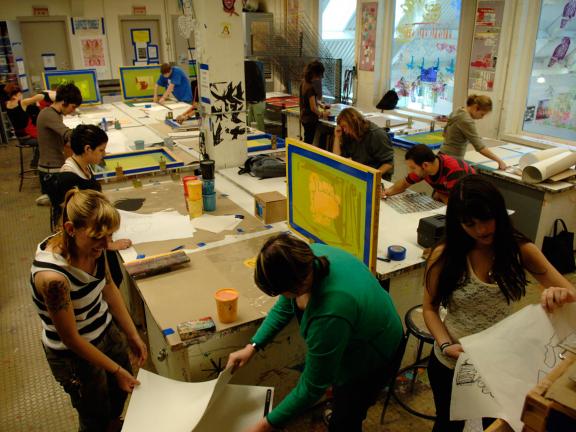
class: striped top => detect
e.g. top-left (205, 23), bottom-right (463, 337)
top-left (30, 237), bottom-right (112, 350)
top-left (406, 154), bottom-right (475, 196)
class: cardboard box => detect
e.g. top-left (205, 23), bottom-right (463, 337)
top-left (254, 191), bottom-right (287, 224)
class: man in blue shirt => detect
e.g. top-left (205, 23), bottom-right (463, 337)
top-left (153, 63), bottom-right (192, 103)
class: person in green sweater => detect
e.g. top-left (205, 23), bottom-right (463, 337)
top-left (226, 233), bottom-right (403, 432)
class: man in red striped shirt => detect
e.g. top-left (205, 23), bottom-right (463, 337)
top-left (382, 144), bottom-right (475, 204)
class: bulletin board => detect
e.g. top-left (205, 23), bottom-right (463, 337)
top-left (119, 65), bottom-right (164, 101)
top-left (43, 69), bottom-right (101, 104)
top-left (286, 138), bottom-right (381, 272)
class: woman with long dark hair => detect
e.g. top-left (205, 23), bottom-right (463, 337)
top-left (423, 175), bottom-right (575, 432)
top-left (227, 233), bottom-right (402, 432)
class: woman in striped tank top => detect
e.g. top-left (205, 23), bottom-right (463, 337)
top-left (423, 175), bottom-right (575, 432)
top-left (31, 189), bottom-right (147, 432)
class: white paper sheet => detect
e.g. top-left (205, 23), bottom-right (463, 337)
top-left (114, 210), bottom-right (196, 244)
top-left (122, 368), bottom-right (272, 432)
top-left (452, 304), bottom-right (576, 432)
top-left (118, 246), bottom-right (138, 262)
top-left (190, 214), bottom-right (242, 234)
top-left (522, 151), bottom-right (576, 184)
top-left (518, 147), bottom-right (566, 168)
top-left (169, 130), bottom-right (201, 139)
top-left (105, 127), bottom-right (164, 154)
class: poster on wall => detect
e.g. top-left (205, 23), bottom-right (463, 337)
top-left (286, 0), bottom-right (299, 32)
top-left (80, 38), bottom-right (106, 67)
top-left (71, 18), bottom-right (103, 36)
top-left (42, 53), bottom-right (56, 70)
top-left (359, 2), bottom-right (378, 72)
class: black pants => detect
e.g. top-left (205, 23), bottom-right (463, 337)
top-left (328, 367), bottom-right (389, 432)
top-left (302, 121), bottom-right (318, 145)
top-left (428, 352), bottom-right (495, 432)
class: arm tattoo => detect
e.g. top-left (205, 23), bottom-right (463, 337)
top-left (44, 280), bottom-right (71, 312)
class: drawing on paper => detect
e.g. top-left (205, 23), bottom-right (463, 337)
top-left (81, 38), bottom-right (105, 67)
top-left (209, 81), bottom-right (246, 145)
top-left (455, 358), bottom-right (494, 397)
top-left (286, 139), bottom-right (381, 271)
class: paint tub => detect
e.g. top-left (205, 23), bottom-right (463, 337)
top-left (202, 179), bottom-right (215, 195)
top-left (186, 180), bottom-right (203, 201)
top-left (200, 159), bottom-right (215, 180)
top-left (214, 288), bottom-right (239, 323)
top-left (134, 140), bottom-right (145, 150)
top-left (187, 198), bottom-right (203, 219)
top-left (203, 192), bottom-right (216, 212)
top-left (182, 175), bottom-right (199, 198)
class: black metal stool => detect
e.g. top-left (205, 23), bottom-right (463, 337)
top-left (380, 304), bottom-right (436, 422)
top-left (16, 141), bottom-right (38, 191)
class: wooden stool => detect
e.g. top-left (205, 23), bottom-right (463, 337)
top-left (16, 141), bottom-right (38, 191)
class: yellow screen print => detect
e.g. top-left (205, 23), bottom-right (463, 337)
top-left (287, 139), bottom-right (381, 271)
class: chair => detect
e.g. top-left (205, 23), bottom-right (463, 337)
top-left (16, 139), bottom-right (38, 191)
top-left (380, 304), bottom-right (437, 422)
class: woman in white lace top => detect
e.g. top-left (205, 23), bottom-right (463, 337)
top-left (423, 175), bottom-right (576, 432)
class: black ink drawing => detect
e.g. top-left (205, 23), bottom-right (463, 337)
top-left (455, 358), bottom-right (494, 397)
top-left (209, 81), bottom-right (246, 146)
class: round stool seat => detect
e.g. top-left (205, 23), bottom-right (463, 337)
top-left (405, 305), bottom-right (434, 343)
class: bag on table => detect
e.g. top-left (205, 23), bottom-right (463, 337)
top-left (238, 155), bottom-right (286, 179)
top-left (542, 219), bottom-right (575, 274)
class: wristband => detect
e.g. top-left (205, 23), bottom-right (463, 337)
top-left (250, 342), bottom-right (260, 352)
top-left (439, 342), bottom-right (452, 353)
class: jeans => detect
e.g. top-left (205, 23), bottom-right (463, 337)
top-left (302, 121), bottom-right (318, 145)
top-left (328, 366), bottom-right (390, 432)
top-left (43, 322), bottom-right (132, 432)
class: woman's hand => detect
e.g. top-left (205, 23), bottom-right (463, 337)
top-left (108, 238), bottom-right (132, 251)
top-left (128, 334), bottom-right (148, 367)
top-left (242, 417), bottom-right (274, 432)
top-left (444, 343), bottom-right (464, 359)
top-left (541, 286), bottom-right (576, 313)
top-left (334, 125), bottom-right (343, 139)
top-left (226, 344), bottom-right (256, 372)
top-left (498, 160), bottom-right (507, 170)
top-left (115, 367), bottom-right (141, 393)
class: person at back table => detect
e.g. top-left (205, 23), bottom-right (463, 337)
top-left (299, 60), bottom-right (330, 144)
top-left (4, 83), bottom-right (55, 168)
top-left (153, 63), bottom-right (192, 104)
top-left (332, 107), bottom-right (394, 181)
top-left (441, 95), bottom-right (507, 170)
top-left (382, 144), bottom-right (475, 204)
top-left (37, 83), bottom-right (82, 195)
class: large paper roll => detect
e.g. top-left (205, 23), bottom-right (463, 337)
top-left (522, 151), bottom-right (576, 184)
top-left (518, 147), bottom-right (566, 169)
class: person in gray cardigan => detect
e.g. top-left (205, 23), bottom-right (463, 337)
top-left (440, 95), bottom-right (507, 170)
top-left (36, 83), bottom-right (82, 194)
top-left (333, 107), bottom-right (394, 181)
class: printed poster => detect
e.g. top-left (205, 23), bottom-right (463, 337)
top-left (81, 38), bottom-right (106, 67)
top-left (359, 2), bottom-right (378, 71)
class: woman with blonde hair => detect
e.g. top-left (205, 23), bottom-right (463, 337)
top-left (333, 107), bottom-right (394, 180)
top-left (440, 95), bottom-right (507, 170)
top-left (31, 189), bottom-right (147, 432)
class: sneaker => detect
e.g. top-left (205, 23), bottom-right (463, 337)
top-left (35, 194), bottom-right (51, 206)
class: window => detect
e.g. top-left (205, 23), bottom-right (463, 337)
top-left (390, 0), bottom-right (463, 114)
top-left (320, 0), bottom-right (357, 102)
top-left (522, 0), bottom-right (576, 142)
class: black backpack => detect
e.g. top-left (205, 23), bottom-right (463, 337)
top-left (238, 155), bottom-right (286, 179)
top-left (376, 89), bottom-right (399, 110)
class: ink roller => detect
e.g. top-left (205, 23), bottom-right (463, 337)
top-left (124, 250), bottom-right (190, 278)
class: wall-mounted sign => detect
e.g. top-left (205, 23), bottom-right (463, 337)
top-left (33, 6), bottom-right (49, 16)
top-left (133, 6), bottom-right (147, 16)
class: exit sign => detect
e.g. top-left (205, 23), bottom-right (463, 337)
top-left (133, 6), bottom-right (147, 15)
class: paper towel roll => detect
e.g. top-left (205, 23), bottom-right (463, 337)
top-left (522, 151), bottom-right (576, 184)
top-left (518, 147), bottom-right (566, 169)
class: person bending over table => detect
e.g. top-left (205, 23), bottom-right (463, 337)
top-left (37, 83), bottom-right (82, 195)
top-left (440, 95), bottom-right (507, 170)
top-left (227, 233), bottom-right (403, 432)
top-left (153, 63), bottom-right (193, 104)
top-left (31, 189), bottom-right (147, 432)
top-left (423, 175), bottom-right (576, 432)
top-left (333, 107), bottom-right (395, 181)
top-left (382, 144), bottom-right (475, 204)
top-left (299, 60), bottom-right (330, 144)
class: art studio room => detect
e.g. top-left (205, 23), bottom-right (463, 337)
top-left (1, 0), bottom-right (576, 431)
